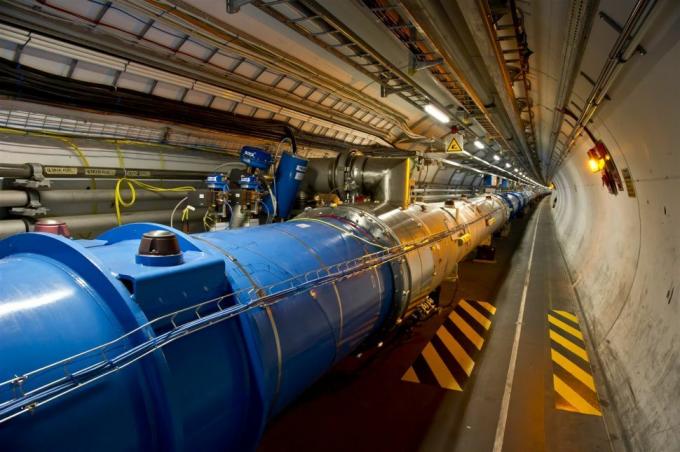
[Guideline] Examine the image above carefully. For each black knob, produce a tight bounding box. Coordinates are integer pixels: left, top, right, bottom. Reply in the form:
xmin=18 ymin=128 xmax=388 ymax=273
xmin=138 ymin=230 xmax=181 ymax=256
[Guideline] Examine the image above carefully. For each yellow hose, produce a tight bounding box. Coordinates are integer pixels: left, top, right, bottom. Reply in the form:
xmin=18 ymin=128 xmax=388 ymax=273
xmin=114 ymin=177 xmax=195 ymax=225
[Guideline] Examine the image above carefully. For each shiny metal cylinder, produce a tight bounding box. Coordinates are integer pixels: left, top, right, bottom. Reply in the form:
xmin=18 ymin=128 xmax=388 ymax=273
xmin=304 ymin=155 xmax=410 ymax=206
xmin=298 ymin=193 xmax=511 ymax=326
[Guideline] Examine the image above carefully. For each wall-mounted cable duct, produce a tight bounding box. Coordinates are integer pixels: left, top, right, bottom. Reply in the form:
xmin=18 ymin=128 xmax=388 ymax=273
xmin=543 ymin=0 xmax=599 ymax=176
xmin=0 ymin=60 xmax=396 ymax=154
xmin=0 ymin=17 xmax=391 ymax=146
xmin=547 ymin=0 xmax=658 ymax=178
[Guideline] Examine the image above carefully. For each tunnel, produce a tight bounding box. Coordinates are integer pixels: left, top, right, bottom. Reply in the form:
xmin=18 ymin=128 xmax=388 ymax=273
xmin=0 ymin=1 xmax=677 ymax=451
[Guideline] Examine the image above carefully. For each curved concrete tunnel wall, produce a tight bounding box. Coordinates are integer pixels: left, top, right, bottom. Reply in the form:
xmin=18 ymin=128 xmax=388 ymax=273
xmin=551 ymin=15 xmax=680 ymax=451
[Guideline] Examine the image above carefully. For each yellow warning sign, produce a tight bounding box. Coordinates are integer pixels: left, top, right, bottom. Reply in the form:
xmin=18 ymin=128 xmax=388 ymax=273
xmin=447 ymin=136 xmax=463 ymax=153
xmin=548 ymin=309 xmax=602 ymax=416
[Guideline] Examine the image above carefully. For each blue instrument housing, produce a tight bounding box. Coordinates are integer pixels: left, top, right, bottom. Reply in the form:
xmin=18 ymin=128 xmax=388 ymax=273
xmin=205 ymin=173 xmax=228 ymax=191
xmin=240 ymin=146 xmax=273 ymax=171
xmin=239 ymin=174 xmax=260 ymax=190
xmin=264 ymin=152 xmax=308 ymax=218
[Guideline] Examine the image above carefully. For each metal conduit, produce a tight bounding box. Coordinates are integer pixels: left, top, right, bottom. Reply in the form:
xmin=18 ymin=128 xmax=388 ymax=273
xmin=56 ymin=210 xmax=204 ymax=233
xmin=0 ymin=162 xmax=212 ymax=181
xmin=0 ymin=209 xmax=205 ymax=238
xmin=0 ymin=219 xmax=28 ymax=236
xmin=42 ymin=190 xmax=188 ymax=204
xmin=0 ymin=189 xmax=188 ymax=208
xmin=0 ymin=191 xmax=29 ymax=208
xmin=543 ymin=0 xmax=599 ymax=175
xmin=549 ymin=0 xmax=658 ymax=177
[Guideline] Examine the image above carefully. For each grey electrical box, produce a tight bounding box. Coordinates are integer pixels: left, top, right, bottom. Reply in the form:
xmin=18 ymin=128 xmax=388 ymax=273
xmin=188 ymin=189 xmax=211 ymax=207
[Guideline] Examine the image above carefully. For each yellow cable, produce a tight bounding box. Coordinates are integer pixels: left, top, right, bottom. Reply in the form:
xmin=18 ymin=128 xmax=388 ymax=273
xmin=203 ymin=205 xmax=215 ymax=231
xmin=0 ymin=127 xmax=233 ymax=158
xmin=0 ymin=127 xmax=96 ymax=189
xmin=114 ymin=177 xmax=196 ymax=225
xmin=57 ymin=137 xmax=97 ymax=198
xmin=0 ymin=127 xmax=28 ymax=136
xmin=113 ymin=141 xmax=126 ymax=169
xmin=56 ymin=137 xmax=90 ymax=167
xmin=0 ymin=127 xmax=91 ymax=168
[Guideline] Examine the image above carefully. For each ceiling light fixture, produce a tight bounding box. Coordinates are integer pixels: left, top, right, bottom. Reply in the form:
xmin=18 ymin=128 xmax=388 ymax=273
xmin=493 ymin=154 xmax=500 ymax=161
xmin=424 ymin=104 xmax=450 ymax=124
xmin=473 ymin=140 xmax=485 ymax=149
xmin=505 ymin=163 xmax=512 ymax=169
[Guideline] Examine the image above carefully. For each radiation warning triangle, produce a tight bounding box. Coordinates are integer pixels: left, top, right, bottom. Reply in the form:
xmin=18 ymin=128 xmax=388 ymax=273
xmin=447 ymin=136 xmax=463 ymax=153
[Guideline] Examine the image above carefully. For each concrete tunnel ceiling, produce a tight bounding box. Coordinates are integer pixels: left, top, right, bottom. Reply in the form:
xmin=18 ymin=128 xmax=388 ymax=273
xmin=0 ymin=0 xmax=678 ymax=450
xmin=0 ymin=0 xmax=545 ymax=186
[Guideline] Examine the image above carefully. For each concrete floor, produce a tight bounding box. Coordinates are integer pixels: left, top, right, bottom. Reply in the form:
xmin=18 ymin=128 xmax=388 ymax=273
xmin=259 ymin=199 xmax=613 ymax=452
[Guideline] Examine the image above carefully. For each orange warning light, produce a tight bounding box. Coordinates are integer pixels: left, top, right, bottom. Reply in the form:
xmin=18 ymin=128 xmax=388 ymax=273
xmin=587 ymin=148 xmax=605 ymax=173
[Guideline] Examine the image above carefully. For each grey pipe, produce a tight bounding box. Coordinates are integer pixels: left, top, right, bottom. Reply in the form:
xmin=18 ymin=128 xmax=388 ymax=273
xmin=0 ymin=191 xmax=30 ymax=208
xmin=0 ymin=162 xmax=214 ymax=180
xmin=544 ymin=0 xmax=599 ymax=174
xmin=0 ymin=209 xmax=207 ymax=239
xmin=412 ymin=188 xmax=468 ymax=193
xmin=413 ymin=195 xmax=460 ymax=202
xmin=0 ymin=219 xmax=28 ymax=237
xmin=56 ymin=209 xmax=206 ymax=233
xmin=0 ymin=163 xmax=32 ymax=178
xmin=0 ymin=189 xmax=190 ymax=208
xmin=40 ymin=190 xmax=188 ymax=204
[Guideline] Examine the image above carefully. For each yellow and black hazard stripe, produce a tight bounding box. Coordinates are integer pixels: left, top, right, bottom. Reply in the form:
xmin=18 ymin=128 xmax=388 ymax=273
xmin=402 ymin=299 xmax=496 ymax=391
xmin=548 ymin=309 xmax=602 ymax=416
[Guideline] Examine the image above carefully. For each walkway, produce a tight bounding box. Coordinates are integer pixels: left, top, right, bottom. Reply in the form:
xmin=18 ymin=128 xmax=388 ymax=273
xmin=259 ymin=199 xmax=614 ymax=452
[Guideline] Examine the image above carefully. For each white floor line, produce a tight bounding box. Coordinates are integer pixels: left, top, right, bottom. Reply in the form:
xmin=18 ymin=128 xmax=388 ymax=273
xmin=492 ymin=205 xmax=543 ymax=452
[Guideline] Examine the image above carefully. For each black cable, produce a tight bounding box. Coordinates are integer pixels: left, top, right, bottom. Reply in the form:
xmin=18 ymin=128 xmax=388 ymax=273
xmin=0 ymin=60 xmax=396 ymax=154
xmin=283 ymin=125 xmax=297 ymax=154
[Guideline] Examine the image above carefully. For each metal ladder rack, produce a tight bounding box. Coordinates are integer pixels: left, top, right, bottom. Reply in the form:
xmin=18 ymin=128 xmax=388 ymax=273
xmin=253 ymin=0 xmax=434 ymax=110
xmin=361 ymin=0 xmax=506 ymax=145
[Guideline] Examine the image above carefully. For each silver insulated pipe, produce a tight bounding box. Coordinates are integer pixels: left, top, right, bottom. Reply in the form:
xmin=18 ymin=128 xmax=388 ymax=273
xmin=298 ymin=192 xmax=515 ymax=328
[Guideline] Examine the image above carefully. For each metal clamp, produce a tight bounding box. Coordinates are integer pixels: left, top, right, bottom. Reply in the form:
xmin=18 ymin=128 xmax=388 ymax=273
xmin=12 ymin=163 xmax=51 ymax=190
xmin=10 ymin=190 xmax=48 ymax=217
xmin=226 ymin=0 xmax=253 ymax=14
